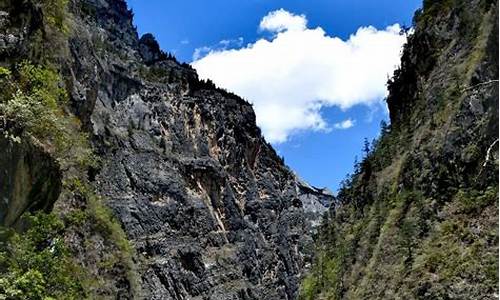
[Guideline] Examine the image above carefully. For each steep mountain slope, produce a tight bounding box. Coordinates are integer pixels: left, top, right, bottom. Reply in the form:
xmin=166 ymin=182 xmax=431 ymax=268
xmin=301 ymin=0 xmax=498 ymax=299
xmin=0 ymin=0 xmax=331 ymax=299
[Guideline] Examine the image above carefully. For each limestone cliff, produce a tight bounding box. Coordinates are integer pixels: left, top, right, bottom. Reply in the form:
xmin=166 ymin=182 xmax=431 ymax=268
xmin=0 ymin=0 xmax=331 ymax=299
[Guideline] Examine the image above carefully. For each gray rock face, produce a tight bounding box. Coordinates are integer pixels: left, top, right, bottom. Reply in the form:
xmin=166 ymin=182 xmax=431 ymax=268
xmin=62 ymin=0 xmax=335 ymax=299
xmin=0 ymin=137 xmax=62 ymax=227
xmin=295 ymin=178 xmax=331 ymax=228
xmin=0 ymin=0 xmax=333 ymax=296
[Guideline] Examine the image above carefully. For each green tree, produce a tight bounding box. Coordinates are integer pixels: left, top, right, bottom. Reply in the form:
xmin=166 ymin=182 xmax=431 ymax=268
xmin=0 ymin=213 xmax=85 ymax=299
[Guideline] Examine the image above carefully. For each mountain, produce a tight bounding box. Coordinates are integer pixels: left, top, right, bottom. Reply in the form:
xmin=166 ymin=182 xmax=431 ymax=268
xmin=300 ymin=0 xmax=499 ymax=299
xmin=0 ymin=0 xmax=332 ymax=299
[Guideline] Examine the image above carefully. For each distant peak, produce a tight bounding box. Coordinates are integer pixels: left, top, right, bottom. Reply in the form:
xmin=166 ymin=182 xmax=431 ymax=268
xmin=139 ymin=33 xmax=162 ymax=65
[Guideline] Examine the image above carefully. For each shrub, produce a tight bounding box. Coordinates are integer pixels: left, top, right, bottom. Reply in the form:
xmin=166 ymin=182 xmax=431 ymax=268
xmin=456 ymin=187 xmax=498 ymax=214
xmin=0 ymin=213 xmax=86 ymax=299
xmin=33 ymin=0 xmax=69 ymax=32
xmin=64 ymin=178 xmax=140 ymax=295
xmin=0 ymin=62 xmax=96 ymax=169
xmin=299 ymin=274 xmax=319 ymax=300
xmin=0 ymin=67 xmax=11 ymax=78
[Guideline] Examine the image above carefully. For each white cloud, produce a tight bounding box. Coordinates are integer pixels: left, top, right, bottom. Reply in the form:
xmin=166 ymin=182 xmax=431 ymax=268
xmin=219 ymin=37 xmax=244 ymax=47
xmin=192 ymin=9 xmax=406 ymax=143
xmin=193 ymin=46 xmax=213 ymax=61
xmin=193 ymin=37 xmax=244 ymax=60
xmin=334 ymin=119 xmax=355 ymax=129
xmin=259 ymin=9 xmax=307 ymax=32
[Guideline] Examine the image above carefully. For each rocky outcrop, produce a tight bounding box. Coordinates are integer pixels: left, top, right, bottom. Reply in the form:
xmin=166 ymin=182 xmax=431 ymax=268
xmin=295 ymin=178 xmax=331 ymax=228
xmin=0 ymin=137 xmax=62 ymax=227
xmin=73 ymin=2 xmax=333 ymax=298
xmin=0 ymin=0 xmax=333 ymax=299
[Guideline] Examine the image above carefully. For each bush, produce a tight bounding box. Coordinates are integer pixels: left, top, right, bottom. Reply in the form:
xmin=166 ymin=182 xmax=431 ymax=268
xmin=0 ymin=213 xmax=86 ymax=299
xmin=0 ymin=62 xmax=65 ymax=138
xmin=34 ymin=0 xmax=69 ymax=32
xmin=456 ymin=187 xmax=498 ymax=214
xmin=0 ymin=62 xmax=96 ymax=169
xmin=0 ymin=67 xmax=11 ymax=78
xmin=64 ymin=178 xmax=140 ymax=294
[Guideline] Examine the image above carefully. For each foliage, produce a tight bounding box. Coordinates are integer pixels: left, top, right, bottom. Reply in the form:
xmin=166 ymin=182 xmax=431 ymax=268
xmin=299 ymin=243 xmax=348 ymax=300
xmin=0 ymin=180 xmax=140 ymax=299
xmin=0 ymin=0 xmax=137 ymax=297
xmin=0 ymin=62 xmax=66 ymax=138
xmin=0 ymin=213 xmax=86 ymax=299
xmin=413 ymin=0 xmax=454 ymax=26
xmin=63 ymin=179 xmax=140 ymax=295
xmin=0 ymin=62 xmax=96 ymax=169
xmin=34 ymin=0 xmax=69 ymax=32
xmin=301 ymin=178 xmax=498 ymax=299
xmin=456 ymin=186 xmax=498 ymax=214
xmin=0 ymin=67 xmax=11 ymax=78
xmin=300 ymin=21 xmax=499 ymax=291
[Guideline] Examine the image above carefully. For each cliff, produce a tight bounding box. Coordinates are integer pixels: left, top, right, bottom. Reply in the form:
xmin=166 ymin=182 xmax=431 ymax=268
xmin=0 ymin=0 xmax=331 ymax=299
xmin=301 ymin=0 xmax=499 ymax=299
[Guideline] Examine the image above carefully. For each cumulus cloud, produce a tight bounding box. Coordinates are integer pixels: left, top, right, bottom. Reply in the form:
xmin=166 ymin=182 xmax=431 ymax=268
xmin=334 ymin=119 xmax=355 ymax=129
xmin=259 ymin=9 xmax=307 ymax=32
xmin=193 ymin=37 xmax=244 ymax=60
xmin=192 ymin=9 xmax=406 ymax=143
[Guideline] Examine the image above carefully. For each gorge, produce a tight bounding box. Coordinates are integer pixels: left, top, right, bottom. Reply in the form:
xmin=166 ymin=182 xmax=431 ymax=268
xmin=0 ymin=0 xmax=498 ymax=299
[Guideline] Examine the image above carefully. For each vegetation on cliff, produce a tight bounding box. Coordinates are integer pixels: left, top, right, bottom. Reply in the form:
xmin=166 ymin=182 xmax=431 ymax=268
xmin=300 ymin=0 xmax=498 ymax=298
xmin=0 ymin=213 xmax=86 ymax=299
xmin=0 ymin=1 xmax=138 ymax=298
xmin=0 ymin=0 xmax=497 ymax=299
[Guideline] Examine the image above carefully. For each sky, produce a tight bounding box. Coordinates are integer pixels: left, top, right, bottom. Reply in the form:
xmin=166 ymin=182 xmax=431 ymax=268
xmin=127 ymin=0 xmax=422 ymax=192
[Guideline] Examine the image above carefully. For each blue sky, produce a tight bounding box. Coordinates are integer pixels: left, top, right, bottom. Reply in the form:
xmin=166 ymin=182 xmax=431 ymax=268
xmin=127 ymin=0 xmax=421 ymax=192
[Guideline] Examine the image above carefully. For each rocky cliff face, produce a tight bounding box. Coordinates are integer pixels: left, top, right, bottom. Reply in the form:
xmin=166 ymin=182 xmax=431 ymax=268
xmin=301 ymin=0 xmax=498 ymax=299
xmin=0 ymin=0 xmax=332 ymax=299
xmin=0 ymin=138 xmax=61 ymax=227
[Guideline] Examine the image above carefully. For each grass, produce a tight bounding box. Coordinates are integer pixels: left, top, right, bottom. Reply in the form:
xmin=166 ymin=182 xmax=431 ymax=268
xmin=64 ymin=178 xmax=141 ymax=297
xmin=300 ymin=180 xmax=498 ymax=299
